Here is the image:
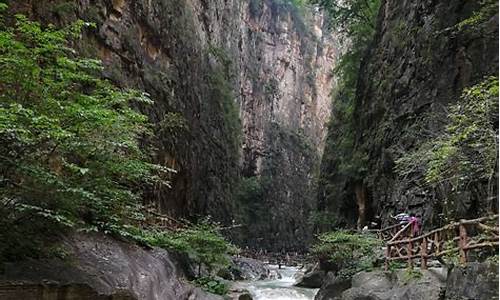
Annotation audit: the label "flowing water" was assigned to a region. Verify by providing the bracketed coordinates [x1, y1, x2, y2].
[235, 264, 319, 300]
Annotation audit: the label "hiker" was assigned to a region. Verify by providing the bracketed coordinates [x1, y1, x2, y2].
[391, 212, 410, 224]
[409, 213, 421, 236]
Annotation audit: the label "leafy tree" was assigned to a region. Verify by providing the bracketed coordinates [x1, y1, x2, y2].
[0, 9, 173, 260]
[396, 77, 499, 219]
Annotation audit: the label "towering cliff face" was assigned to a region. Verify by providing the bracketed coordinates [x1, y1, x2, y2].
[318, 0, 498, 228]
[16, 0, 337, 251]
[235, 2, 338, 251]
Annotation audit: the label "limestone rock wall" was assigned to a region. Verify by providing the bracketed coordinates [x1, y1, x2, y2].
[14, 0, 338, 251]
[317, 0, 498, 228]
[235, 1, 338, 251]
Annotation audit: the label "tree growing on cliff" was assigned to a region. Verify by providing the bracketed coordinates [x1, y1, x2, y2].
[311, 230, 382, 278]
[396, 77, 499, 219]
[0, 10, 173, 260]
[312, 0, 380, 228]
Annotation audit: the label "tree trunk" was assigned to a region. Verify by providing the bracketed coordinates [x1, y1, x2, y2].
[355, 182, 367, 230]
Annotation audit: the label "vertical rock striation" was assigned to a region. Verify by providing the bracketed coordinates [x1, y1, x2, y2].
[235, 1, 338, 251]
[317, 0, 498, 228]
[17, 0, 338, 250]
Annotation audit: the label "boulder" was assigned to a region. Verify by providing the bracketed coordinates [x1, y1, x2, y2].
[316, 268, 449, 300]
[445, 261, 498, 300]
[351, 271, 393, 291]
[341, 271, 394, 300]
[0, 233, 222, 300]
[226, 288, 253, 300]
[314, 272, 351, 300]
[295, 269, 326, 288]
[231, 257, 270, 280]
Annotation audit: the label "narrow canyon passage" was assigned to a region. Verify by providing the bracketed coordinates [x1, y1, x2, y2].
[0, 0, 498, 299]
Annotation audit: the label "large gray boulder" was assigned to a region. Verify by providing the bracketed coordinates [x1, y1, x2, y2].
[445, 261, 498, 300]
[295, 264, 326, 288]
[316, 268, 448, 300]
[0, 233, 222, 300]
[231, 257, 270, 280]
[341, 271, 394, 300]
[314, 272, 351, 300]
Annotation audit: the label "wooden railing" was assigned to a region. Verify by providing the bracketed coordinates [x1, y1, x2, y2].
[384, 215, 499, 270]
[368, 222, 408, 241]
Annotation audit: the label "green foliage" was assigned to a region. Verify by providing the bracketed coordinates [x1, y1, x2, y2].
[396, 77, 499, 218]
[426, 77, 498, 187]
[441, 239, 461, 266]
[0, 11, 175, 261]
[308, 211, 336, 227]
[402, 268, 422, 284]
[314, 0, 380, 193]
[311, 230, 382, 277]
[144, 220, 239, 275]
[454, 0, 498, 32]
[287, 0, 308, 7]
[206, 46, 241, 157]
[193, 276, 229, 295]
[387, 261, 407, 272]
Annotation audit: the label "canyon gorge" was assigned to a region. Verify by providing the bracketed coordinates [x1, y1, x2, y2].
[0, 0, 498, 299]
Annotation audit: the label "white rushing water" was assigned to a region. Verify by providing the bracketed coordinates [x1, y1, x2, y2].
[235, 264, 319, 300]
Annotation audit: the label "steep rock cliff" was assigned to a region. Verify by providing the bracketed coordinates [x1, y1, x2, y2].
[318, 0, 498, 228]
[235, 1, 338, 251]
[14, 0, 337, 251]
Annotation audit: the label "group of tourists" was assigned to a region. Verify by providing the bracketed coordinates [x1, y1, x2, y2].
[392, 212, 422, 236]
[363, 212, 423, 236]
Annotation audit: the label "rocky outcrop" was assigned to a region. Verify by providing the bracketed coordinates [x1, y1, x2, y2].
[317, 0, 499, 228]
[316, 263, 500, 300]
[0, 233, 221, 300]
[315, 268, 448, 300]
[231, 257, 271, 280]
[445, 261, 499, 300]
[294, 264, 326, 288]
[314, 272, 351, 300]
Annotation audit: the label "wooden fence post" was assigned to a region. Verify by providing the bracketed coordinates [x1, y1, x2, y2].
[421, 237, 427, 269]
[459, 221, 468, 265]
[408, 226, 414, 268]
[385, 245, 390, 271]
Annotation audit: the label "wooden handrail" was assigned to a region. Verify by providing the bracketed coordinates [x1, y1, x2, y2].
[387, 214, 499, 246]
[388, 222, 412, 243]
[384, 214, 499, 270]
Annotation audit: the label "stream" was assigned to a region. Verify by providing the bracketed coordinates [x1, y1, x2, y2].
[235, 264, 319, 300]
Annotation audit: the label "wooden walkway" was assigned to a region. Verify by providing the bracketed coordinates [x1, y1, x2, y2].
[371, 215, 499, 270]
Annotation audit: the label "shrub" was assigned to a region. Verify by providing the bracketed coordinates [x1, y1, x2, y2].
[145, 220, 239, 276]
[193, 276, 229, 295]
[311, 230, 382, 278]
